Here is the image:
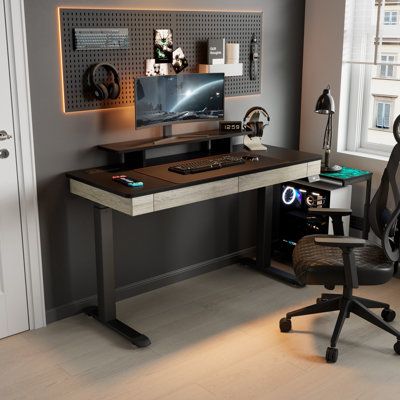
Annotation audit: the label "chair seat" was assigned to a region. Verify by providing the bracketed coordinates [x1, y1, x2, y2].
[293, 235, 393, 286]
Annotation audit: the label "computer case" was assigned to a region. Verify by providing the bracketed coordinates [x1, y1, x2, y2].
[273, 179, 352, 261]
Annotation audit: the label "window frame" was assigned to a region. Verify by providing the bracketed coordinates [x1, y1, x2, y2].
[379, 53, 397, 78]
[341, 0, 400, 157]
[374, 98, 393, 129]
[384, 10, 398, 25]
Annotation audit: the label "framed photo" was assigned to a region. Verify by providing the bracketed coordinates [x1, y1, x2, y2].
[154, 29, 173, 63]
[146, 59, 169, 76]
[172, 47, 188, 74]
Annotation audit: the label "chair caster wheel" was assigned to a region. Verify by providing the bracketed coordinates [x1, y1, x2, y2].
[394, 341, 400, 355]
[279, 318, 292, 333]
[381, 308, 396, 322]
[326, 347, 338, 363]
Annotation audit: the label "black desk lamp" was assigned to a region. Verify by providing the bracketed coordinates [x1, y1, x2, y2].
[315, 85, 342, 173]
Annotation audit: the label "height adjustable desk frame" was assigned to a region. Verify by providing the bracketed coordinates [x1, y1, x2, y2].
[67, 146, 321, 348]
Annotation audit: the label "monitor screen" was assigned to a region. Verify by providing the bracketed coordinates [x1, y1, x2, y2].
[135, 73, 225, 129]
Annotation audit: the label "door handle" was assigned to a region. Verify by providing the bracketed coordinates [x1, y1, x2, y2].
[0, 149, 10, 159]
[0, 130, 12, 141]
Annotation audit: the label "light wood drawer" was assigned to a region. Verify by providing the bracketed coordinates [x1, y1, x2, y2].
[307, 160, 321, 176]
[154, 177, 238, 211]
[238, 163, 308, 192]
[70, 179, 154, 217]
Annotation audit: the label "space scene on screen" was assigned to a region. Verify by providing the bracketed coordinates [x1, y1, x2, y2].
[135, 74, 224, 128]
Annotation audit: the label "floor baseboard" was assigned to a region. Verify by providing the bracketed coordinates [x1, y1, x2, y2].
[45, 247, 255, 324]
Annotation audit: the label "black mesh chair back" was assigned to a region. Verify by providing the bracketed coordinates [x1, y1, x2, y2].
[369, 115, 400, 262]
[281, 115, 400, 362]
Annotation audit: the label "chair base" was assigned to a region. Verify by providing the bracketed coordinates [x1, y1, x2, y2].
[280, 288, 400, 363]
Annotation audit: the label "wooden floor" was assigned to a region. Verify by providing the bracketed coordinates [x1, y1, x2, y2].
[1, 264, 400, 400]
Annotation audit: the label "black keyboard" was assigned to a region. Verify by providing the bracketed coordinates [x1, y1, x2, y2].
[169, 155, 246, 175]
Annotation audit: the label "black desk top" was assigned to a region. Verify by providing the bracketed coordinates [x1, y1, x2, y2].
[67, 146, 321, 199]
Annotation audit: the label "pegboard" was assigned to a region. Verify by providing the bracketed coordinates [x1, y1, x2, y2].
[59, 9, 262, 113]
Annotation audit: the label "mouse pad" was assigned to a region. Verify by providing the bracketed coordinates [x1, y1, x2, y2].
[136, 153, 288, 184]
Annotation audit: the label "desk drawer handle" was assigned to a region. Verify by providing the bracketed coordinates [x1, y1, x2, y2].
[0, 130, 12, 141]
[0, 149, 10, 159]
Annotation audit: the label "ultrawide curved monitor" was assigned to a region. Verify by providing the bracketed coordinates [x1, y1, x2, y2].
[135, 73, 225, 129]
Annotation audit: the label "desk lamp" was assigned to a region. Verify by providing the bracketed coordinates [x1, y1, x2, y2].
[315, 86, 342, 173]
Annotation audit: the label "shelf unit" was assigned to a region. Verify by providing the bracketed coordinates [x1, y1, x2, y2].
[98, 130, 246, 167]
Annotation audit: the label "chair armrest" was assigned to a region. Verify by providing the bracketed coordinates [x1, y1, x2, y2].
[308, 208, 352, 217]
[314, 236, 366, 249]
[315, 236, 366, 289]
[309, 208, 352, 236]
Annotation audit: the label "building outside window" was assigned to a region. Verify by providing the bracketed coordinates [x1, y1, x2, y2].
[375, 99, 392, 128]
[384, 10, 398, 24]
[341, 0, 400, 156]
[380, 53, 396, 77]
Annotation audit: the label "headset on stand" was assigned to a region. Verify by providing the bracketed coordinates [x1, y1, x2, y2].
[87, 63, 121, 100]
[243, 106, 270, 137]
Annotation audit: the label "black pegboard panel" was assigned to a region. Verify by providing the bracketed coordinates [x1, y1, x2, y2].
[60, 9, 262, 113]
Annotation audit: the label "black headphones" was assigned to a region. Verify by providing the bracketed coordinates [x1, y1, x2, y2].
[87, 63, 121, 100]
[243, 106, 271, 137]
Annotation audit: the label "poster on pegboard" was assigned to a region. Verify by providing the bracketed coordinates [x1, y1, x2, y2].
[59, 8, 262, 113]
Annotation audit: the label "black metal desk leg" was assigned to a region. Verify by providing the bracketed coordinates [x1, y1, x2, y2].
[256, 186, 273, 269]
[242, 186, 304, 287]
[85, 205, 151, 348]
[362, 178, 372, 240]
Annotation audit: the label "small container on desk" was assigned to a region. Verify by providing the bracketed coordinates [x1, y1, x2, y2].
[319, 166, 373, 239]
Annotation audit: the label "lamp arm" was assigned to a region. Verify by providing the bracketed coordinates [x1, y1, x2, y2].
[324, 148, 331, 169]
[322, 113, 333, 169]
[322, 115, 330, 150]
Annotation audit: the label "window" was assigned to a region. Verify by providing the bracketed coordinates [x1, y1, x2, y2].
[341, 0, 400, 156]
[380, 54, 396, 78]
[375, 101, 391, 128]
[384, 10, 398, 25]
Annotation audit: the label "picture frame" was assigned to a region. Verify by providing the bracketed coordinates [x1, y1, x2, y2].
[154, 29, 173, 63]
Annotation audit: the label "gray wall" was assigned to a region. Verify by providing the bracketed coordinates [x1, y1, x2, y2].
[24, 0, 305, 320]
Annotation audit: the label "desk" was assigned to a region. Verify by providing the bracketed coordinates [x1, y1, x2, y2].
[320, 167, 372, 239]
[67, 146, 321, 347]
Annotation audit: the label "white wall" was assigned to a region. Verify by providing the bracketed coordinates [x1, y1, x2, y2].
[301, 0, 388, 221]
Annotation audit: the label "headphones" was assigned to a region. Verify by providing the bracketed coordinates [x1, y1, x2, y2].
[243, 106, 270, 137]
[87, 63, 121, 100]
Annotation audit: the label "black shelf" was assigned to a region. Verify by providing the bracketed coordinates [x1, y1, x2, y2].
[98, 129, 245, 167]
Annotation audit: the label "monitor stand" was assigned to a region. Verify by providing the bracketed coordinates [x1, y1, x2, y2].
[152, 125, 212, 145]
[152, 125, 176, 145]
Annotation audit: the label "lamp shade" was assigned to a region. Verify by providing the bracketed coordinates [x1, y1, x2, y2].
[315, 86, 335, 115]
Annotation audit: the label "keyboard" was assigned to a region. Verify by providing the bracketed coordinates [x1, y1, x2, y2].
[74, 28, 129, 51]
[168, 155, 246, 175]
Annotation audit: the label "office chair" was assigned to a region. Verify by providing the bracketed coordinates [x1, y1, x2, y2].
[279, 117, 400, 363]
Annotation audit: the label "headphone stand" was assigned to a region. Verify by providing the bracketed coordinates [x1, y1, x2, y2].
[244, 135, 267, 151]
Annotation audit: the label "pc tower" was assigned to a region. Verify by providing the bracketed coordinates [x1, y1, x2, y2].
[273, 180, 352, 262]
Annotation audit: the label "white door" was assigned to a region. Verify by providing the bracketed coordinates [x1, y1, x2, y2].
[0, 0, 29, 338]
